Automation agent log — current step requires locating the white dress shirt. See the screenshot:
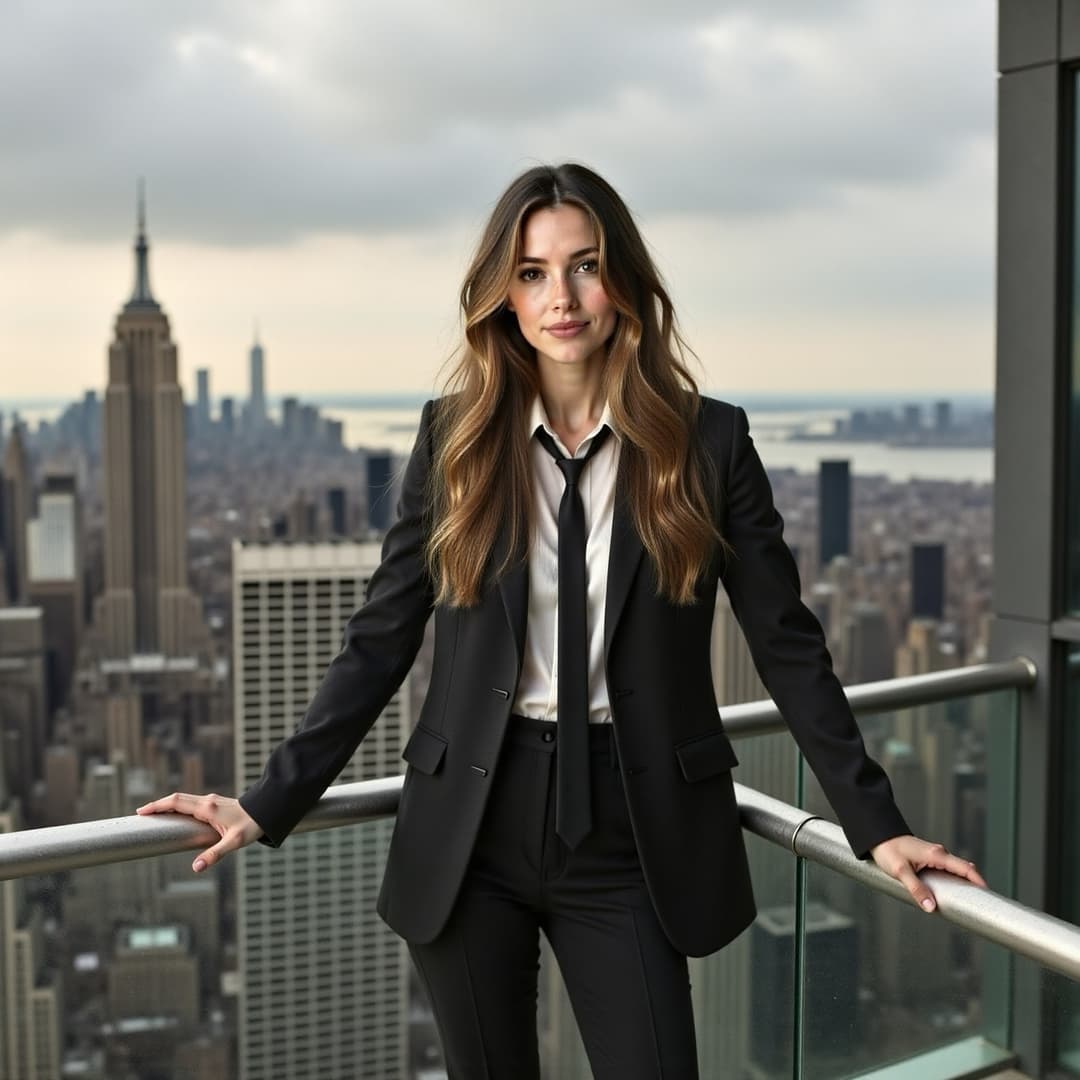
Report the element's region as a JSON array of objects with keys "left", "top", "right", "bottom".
[{"left": 510, "top": 394, "right": 622, "bottom": 725}]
